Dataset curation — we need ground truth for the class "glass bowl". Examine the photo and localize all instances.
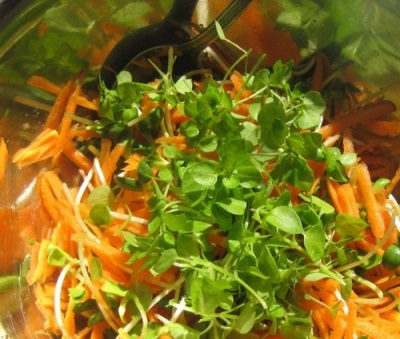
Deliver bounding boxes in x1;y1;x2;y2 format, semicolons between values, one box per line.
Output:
0;0;399;337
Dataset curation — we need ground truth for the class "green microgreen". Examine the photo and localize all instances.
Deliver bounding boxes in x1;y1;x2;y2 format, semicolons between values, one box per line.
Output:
55;39;375;338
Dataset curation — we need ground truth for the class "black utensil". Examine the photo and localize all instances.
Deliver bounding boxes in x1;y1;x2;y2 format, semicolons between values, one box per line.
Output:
100;0;252;88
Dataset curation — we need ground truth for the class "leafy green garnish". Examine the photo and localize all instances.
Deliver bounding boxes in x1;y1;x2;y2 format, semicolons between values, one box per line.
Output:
85;57;363;337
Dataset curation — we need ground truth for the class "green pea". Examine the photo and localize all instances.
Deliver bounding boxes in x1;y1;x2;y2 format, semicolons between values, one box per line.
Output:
382;244;400;270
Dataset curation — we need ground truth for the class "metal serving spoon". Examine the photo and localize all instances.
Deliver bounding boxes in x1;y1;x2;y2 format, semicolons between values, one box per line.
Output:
100;0;253;88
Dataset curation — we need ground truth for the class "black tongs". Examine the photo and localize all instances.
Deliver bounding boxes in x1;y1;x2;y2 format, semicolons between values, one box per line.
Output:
100;0;252;88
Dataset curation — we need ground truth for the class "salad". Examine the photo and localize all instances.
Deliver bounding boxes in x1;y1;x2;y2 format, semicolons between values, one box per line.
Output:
1;1;400;338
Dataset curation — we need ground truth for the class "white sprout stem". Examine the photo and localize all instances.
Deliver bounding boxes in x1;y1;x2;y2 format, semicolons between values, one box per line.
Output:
62;182;100;244
79;169;94;191
334;289;349;315
170;297;186;323
109;211;148;225
75;167;94;205
54;261;74;339
93;157;107;186
388;194;400;231
148;276;186;309
77;234;121;333
153;313;170;325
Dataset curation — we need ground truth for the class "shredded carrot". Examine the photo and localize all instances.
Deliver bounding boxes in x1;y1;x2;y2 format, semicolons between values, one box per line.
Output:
44;79;76;129
75;95;98;111
12;129;60;167
27;75;62;95
356;162;386;238
319;100;396;139
62;139;93;172
326;179;343;213
155;135;186;145
339;183;360;217
386;164;400;196
0;137;8;184
101;142;126;185
363;119;400;137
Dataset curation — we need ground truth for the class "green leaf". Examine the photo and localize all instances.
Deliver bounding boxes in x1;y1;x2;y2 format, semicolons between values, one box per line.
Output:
87;185;114;207
188;161;218;186
304;224;325;261
175;77;193;94
176;234;200;258
163;145;179;158
90;257;103;281
233;303;256;334
47;244;72;267
269;60;293;85
116;70;133;84
151;248;178;274
114;176;143;191
266;206;303;234
296;91;325;129
163;323;201;339
259;246;280;283
137;160;153;183
271;153;314;191
163;212;189;232
90;204;111;226
215;198;247;216
258;100;288;150
240;121;260;146
338;152;357;167
252;68;271;91
68;285;86;302
335;213;369;239
101;280;128;297
287;132;324;161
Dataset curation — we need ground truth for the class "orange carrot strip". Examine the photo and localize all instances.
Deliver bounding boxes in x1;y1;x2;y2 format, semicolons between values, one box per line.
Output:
340;183;360;217
27;75;62;95
64;294;76;336
0;137;8;184
326;179;343;213
330;315;346;339
75;95;98;111
62;139;93;172
312;308;330;339
319;100;396;139
376;275;400;291
68;129;100;140
155;135;186;145
12;129;60;167
101;143;125;184
90;322;108;339
355;239;384;257
386;164;400;196
344;298;357;339
356;162;385;238
26;239;55;284
57;81;81;143
364;120;400;137
45;79;75;129
123;153;142;172
342;129;356;175
230;70;252;99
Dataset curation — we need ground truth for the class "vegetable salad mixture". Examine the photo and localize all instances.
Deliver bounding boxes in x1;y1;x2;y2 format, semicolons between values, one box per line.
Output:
1;2;400;339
